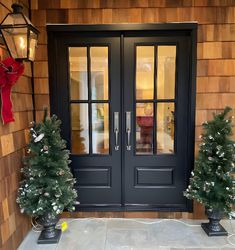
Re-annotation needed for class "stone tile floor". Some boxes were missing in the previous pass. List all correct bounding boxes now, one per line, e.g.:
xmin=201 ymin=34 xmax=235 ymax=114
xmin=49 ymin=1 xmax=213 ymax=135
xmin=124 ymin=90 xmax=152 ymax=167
xmin=18 ymin=218 xmax=235 ymax=250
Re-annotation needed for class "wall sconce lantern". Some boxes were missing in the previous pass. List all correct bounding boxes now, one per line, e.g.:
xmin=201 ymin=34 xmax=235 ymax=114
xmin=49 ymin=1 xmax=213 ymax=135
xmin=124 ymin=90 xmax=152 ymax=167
xmin=0 ymin=3 xmax=39 ymax=61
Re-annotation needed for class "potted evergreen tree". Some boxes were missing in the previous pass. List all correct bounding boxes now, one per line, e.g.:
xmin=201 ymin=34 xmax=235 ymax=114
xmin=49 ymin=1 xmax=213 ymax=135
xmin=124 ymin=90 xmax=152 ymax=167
xmin=184 ymin=107 xmax=235 ymax=236
xmin=17 ymin=109 xmax=78 ymax=244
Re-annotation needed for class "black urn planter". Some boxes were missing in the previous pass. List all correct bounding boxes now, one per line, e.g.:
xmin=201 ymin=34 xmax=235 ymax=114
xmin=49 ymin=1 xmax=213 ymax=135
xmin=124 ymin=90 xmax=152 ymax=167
xmin=37 ymin=212 xmax=61 ymax=244
xmin=201 ymin=208 xmax=228 ymax=236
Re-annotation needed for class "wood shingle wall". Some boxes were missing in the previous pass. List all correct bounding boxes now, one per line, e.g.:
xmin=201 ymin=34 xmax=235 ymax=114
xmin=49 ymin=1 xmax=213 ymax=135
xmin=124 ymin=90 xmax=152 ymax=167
xmin=0 ymin=1 xmax=32 ymax=249
xmin=0 ymin=1 xmax=235 ymax=248
xmin=31 ymin=0 xmax=235 ymax=220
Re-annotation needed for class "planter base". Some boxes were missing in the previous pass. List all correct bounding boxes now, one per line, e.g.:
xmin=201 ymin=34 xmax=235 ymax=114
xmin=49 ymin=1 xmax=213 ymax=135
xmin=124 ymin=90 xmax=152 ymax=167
xmin=201 ymin=223 xmax=228 ymax=237
xmin=37 ymin=229 xmax=62 ymax=244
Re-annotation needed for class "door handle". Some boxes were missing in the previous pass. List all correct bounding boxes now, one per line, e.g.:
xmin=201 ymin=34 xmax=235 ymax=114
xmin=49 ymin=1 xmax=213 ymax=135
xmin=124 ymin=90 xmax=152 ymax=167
xmin=126 ymin=111 xmax=131 ymax=151
xmin=114 ymin=112 xmax=119 ymax=151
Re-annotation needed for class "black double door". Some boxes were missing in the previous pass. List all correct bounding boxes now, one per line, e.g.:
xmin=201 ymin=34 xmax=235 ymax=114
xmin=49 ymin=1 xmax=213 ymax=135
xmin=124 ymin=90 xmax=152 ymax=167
xmin=49 ymin=25 xmax=195 ymax=211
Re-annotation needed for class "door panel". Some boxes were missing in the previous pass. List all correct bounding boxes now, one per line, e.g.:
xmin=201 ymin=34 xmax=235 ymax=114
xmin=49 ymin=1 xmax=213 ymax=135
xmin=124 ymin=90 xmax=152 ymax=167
xmin=53 ymin=34 xmax=122 ymax=207
xmin=123 ymin=34 xmax=190 ymax=209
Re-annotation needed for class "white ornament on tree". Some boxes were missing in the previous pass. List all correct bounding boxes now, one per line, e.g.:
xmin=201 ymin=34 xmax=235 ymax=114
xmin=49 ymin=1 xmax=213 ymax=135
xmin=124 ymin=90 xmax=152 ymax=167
xmin=34 ymin=133 xmax=45 ymax=142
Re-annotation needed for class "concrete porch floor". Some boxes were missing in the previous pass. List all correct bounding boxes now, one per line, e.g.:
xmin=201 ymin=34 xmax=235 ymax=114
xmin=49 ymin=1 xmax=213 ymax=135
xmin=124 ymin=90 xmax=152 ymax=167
xmin=18 ymin=218 xmax=235 ymax=250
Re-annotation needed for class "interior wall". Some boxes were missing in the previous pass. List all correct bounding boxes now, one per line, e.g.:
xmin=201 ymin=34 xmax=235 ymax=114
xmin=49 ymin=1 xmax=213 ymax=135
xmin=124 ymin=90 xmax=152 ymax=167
xmin=31 ymin=0 xmax=235 ymax=219
xmin=0 ymin=1 xmax=32 ymax=249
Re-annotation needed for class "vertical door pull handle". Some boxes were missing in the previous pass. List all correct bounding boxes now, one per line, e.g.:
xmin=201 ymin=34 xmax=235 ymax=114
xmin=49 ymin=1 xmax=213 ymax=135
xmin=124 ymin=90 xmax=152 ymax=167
xmin=114 ymin=112 xmax=119 ymax=150
xmin=126 ymin=111 xmax=131 ymax=151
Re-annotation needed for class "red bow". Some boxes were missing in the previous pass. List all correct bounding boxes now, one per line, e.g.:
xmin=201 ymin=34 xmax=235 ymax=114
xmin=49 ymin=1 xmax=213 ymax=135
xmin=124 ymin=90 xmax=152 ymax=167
xmin=0 ymin=57 xmax=24 ymax=124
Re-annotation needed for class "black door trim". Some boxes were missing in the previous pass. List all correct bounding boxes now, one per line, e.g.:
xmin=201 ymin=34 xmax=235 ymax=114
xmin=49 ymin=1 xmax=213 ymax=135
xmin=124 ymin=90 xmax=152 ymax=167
xmin=47 ymin=22 xmax=197 ymax=32
xmin=47 ymin=23 xmax=197 ymax=213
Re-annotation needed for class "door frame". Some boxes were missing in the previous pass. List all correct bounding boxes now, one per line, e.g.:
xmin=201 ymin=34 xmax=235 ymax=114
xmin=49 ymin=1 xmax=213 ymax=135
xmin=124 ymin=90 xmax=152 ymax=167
xmin=47 ymin=23 xmax=197 ymax=212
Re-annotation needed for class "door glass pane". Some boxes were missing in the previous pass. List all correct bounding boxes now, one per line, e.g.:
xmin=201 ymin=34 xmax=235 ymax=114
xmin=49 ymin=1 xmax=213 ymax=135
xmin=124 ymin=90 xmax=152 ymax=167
xmin=136 ymin=103 xmax=154 ymax=154
xmin=157 ymin=103 xmax=174 ymax=154
xmin=136 ymin=46 xmax=154 ymax=100
xmin=92 ymin=103 xmax=109 ymax=154
xmin=157 ymin=46 xmax=176 ymax=100
xmin=90 ymin=47 xmax=109 ymax=100
xmin=69 ymin=47 xmax=88 ymax=100
xmin=71 ymin=103 xmax=89 ymax=154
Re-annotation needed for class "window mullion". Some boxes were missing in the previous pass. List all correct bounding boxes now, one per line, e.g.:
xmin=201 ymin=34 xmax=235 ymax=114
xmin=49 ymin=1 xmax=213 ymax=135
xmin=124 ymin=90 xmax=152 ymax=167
xmin=87 ymin=46 xmax=93 ymax=155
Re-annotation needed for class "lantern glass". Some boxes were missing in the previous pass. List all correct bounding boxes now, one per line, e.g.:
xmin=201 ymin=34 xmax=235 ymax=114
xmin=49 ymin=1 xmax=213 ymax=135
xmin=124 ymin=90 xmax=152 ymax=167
xmin=2 ymin=28 xmax=28 ymax=58
xmin=29 ymin=30 xmax=37 ymax=61
xmin=2 ymin=13 xmax=26 ymax=25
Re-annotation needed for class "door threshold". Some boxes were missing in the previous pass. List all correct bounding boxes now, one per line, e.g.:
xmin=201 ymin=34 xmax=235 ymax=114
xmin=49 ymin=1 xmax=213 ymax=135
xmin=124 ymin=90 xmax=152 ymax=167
xmin=74 ymin=204 xmax=191 ymax=212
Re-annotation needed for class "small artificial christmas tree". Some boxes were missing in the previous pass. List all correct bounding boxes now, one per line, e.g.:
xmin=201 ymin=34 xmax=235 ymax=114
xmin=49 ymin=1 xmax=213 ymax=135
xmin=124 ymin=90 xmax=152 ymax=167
xmin=184 ymin=107 xmax=235 ymax=215
xmin=17 ymin=109 xmax=78 ymax=218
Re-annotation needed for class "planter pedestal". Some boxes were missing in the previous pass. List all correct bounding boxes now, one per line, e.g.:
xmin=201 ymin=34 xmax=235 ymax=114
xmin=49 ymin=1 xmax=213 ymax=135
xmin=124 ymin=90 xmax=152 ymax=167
xmin=37 ymin=229 xmax=61 ymax=244
xmin=201 ymin=209 xmax=228 ymax=236
xmin=201 ymin=223 xmax=228 ymax=236
xmin=37 ymin=213 xmax=62 ymax=244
